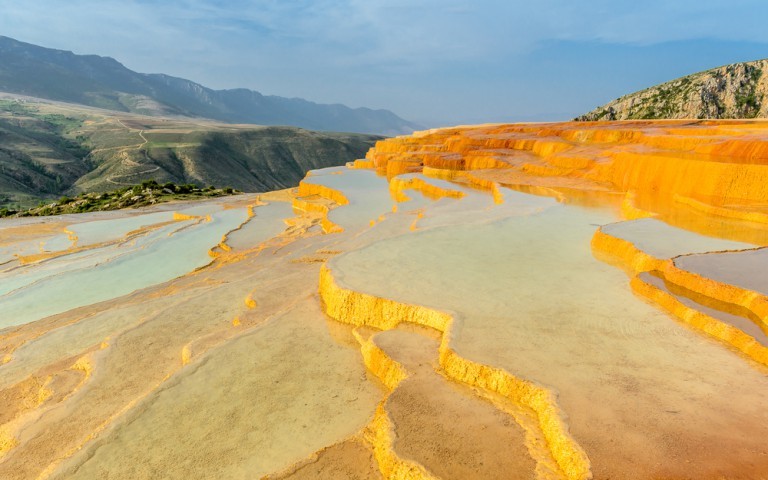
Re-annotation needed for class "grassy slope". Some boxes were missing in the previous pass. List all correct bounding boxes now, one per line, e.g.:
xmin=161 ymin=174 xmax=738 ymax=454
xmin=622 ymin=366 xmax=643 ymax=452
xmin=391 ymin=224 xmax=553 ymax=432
xmin=0 ymin=95 xmax=382 ymax=209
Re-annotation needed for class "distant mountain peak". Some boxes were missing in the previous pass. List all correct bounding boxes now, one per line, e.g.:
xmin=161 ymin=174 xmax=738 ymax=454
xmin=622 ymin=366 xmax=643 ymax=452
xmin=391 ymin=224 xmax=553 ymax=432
xmin=0 ymin=36 xmax=420 ymax=134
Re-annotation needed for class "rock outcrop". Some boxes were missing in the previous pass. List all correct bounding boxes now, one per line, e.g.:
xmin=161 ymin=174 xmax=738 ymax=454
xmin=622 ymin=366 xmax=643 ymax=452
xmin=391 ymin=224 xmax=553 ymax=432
xmin=577 ymin=59 xmax=768 ymax=120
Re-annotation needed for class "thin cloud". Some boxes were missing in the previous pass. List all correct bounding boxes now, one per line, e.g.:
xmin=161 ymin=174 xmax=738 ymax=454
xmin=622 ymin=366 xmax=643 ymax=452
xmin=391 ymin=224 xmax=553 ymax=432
xmin=0 ymin=0 xmax=767 ymax=124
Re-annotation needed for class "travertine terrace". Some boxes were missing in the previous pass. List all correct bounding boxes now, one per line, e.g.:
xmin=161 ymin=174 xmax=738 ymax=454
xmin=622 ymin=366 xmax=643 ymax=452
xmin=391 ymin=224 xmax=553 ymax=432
xmin=2 ymin=120 xmax=768 ymax=479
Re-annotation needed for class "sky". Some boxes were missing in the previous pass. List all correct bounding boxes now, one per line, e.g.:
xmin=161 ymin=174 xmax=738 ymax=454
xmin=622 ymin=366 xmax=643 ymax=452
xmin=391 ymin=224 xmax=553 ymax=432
xmin=1 ymin=0 xmax=768 ymax=127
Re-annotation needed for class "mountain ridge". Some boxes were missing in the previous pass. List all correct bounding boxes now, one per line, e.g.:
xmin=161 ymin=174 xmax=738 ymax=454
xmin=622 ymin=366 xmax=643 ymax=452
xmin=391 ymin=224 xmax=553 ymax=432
xmin=576 ymin=59 xmax=768 ymax=121
xmin=0 ymin=36 xmax=420 ymax=135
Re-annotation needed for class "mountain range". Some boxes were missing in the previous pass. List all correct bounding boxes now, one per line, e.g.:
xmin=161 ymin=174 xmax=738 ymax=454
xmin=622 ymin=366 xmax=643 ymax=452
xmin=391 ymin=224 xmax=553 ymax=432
xmin=0 ymin=36 xmax=419 ymax=135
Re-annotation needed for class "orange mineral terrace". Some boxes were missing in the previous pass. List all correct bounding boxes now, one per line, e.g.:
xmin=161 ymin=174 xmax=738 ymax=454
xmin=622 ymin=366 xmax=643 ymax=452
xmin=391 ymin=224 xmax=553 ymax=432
xmin=2 ymin=120 xmax=768 ymax=479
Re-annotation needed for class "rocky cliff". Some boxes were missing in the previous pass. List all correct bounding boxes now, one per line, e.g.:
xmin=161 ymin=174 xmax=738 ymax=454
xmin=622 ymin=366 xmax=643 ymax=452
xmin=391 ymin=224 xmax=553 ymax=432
xmin=577 ymin=59 xmax=768 ymax=121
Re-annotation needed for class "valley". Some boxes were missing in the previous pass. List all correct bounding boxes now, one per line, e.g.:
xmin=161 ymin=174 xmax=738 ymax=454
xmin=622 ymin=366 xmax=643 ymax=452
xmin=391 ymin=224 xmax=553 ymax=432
xmin=0 ymin=93 xmax=381 ymax=209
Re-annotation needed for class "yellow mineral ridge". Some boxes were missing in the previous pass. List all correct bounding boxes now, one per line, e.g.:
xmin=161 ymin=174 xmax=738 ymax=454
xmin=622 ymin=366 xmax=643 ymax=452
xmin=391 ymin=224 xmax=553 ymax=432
xmin=319 ymin=264 xmax=591 ymax=480
xmin=388 ymin=175 xmax=466 ymax=202
xmin=291 ymin=191 xmax=345 ymax=234
xmin=591 ymin=222 xmax=768 ymax=366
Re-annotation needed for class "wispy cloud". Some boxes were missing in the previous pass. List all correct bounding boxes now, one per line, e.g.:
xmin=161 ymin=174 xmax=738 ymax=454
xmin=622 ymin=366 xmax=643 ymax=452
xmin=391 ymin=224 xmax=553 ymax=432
xmin=1 ymin=0 xmax=767 ymax=124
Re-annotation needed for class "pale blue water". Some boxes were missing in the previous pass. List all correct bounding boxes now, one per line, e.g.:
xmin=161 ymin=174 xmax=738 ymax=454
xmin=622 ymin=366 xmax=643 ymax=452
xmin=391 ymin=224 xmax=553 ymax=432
xmin=301 ymin=168 xmax=395 ymax=231
xmin=0 ymin=208 xmax=249 ymax=328
xmin=226 ymin=202 xmax=293 ymax=251
xmin=66 ymin=211 xmax=176 ymax=246
xmin=601 ymin=217 xmax=751 ymax=259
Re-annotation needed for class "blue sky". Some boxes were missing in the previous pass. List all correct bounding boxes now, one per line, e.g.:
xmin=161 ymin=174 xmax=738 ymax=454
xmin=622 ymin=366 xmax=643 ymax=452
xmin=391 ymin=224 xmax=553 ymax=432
xmin=1 ymin=0 xmax=768 ymax=126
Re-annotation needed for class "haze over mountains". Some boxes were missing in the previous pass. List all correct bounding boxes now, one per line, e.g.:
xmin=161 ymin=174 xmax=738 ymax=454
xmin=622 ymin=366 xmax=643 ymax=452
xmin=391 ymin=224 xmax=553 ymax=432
xmin=0 ymin=36 xmax=420 ymax=135
xmin=577 ymin=59 xmax=768 ymax=121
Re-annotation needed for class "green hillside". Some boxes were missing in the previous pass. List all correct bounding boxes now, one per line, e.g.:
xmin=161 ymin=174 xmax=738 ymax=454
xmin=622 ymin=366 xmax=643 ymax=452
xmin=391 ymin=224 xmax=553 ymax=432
xmin=0 ymin=95 xmax=381 ymax=209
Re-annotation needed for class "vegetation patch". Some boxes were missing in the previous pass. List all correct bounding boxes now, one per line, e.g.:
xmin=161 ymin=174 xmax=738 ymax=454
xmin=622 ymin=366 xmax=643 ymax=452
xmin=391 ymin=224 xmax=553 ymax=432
xmin=0 ymin=180 xmax=240 ymax=218
xmin=735 ymin=67 xmax=763 ymax=118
